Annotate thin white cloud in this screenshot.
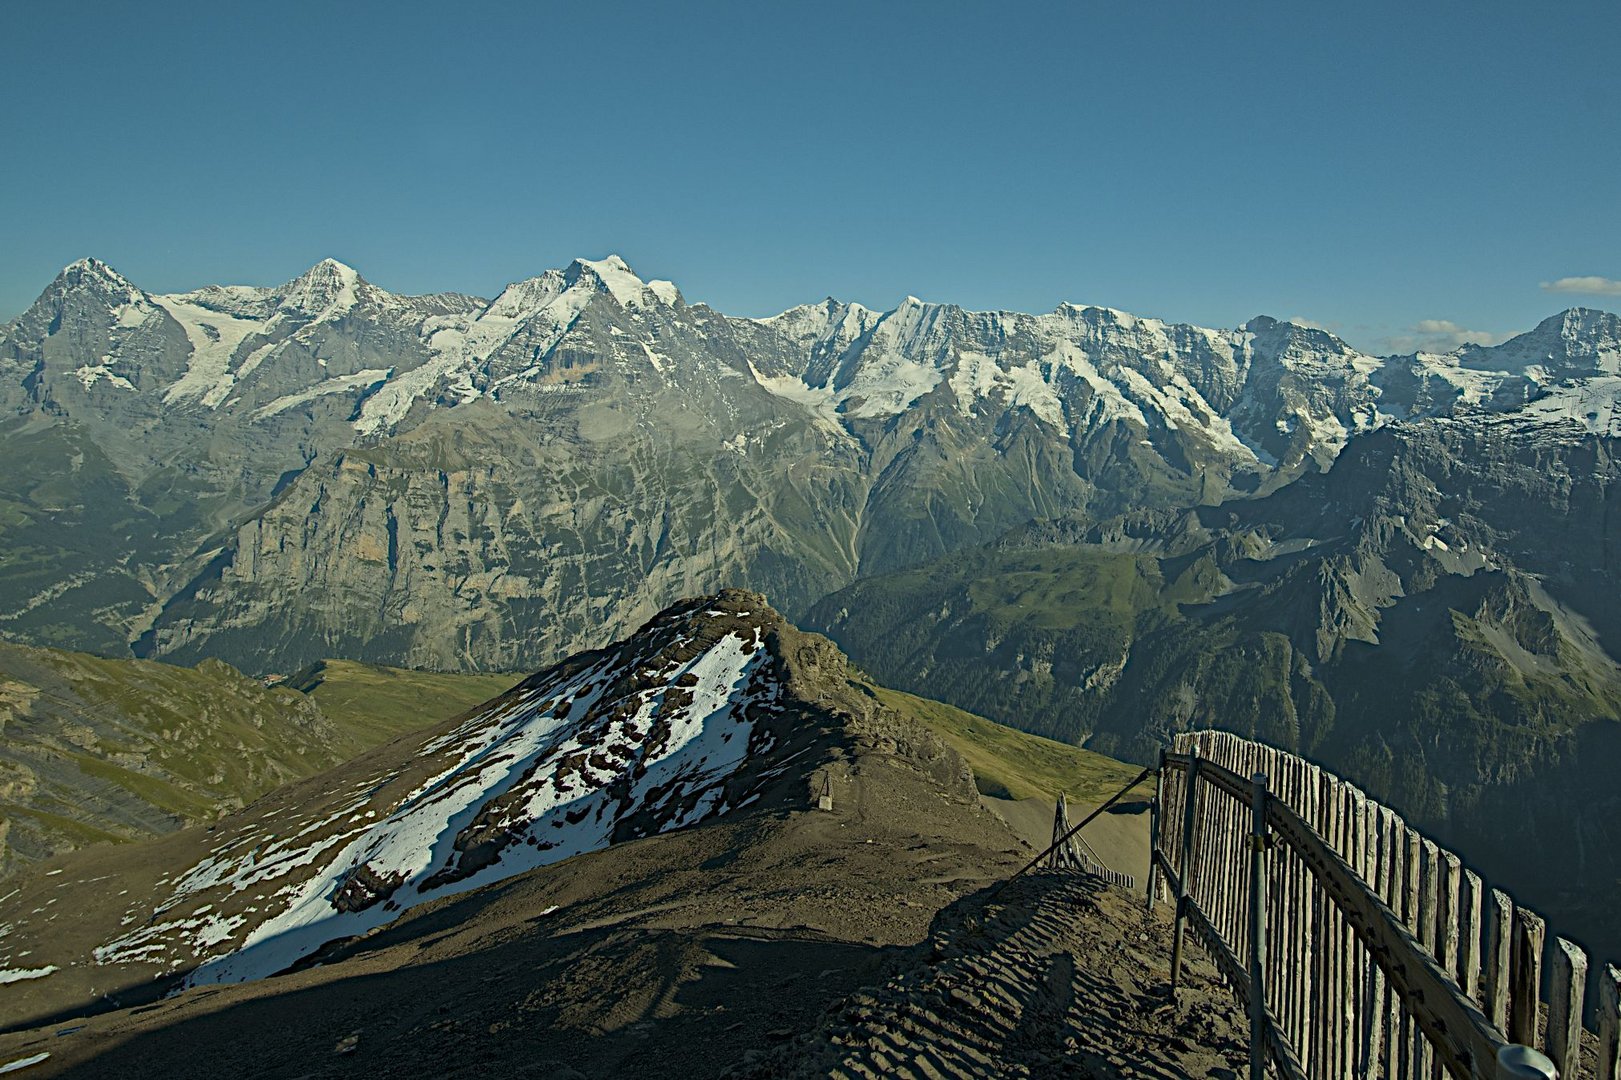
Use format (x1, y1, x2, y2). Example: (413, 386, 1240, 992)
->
(1285, 315, 1339, 333)
(1541, 275, 1621, 296)
(1378, 319, 1508, 355)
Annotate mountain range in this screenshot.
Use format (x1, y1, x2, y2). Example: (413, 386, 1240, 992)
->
(3, 255, 1616, 678)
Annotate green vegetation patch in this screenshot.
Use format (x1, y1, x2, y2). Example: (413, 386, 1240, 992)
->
(287, 659, 519, 751)
(868, 684, 1147, 804)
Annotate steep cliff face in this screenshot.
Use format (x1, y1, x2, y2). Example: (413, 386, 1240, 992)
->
(141, 400, 869, 670)
(0, 255, 1425, 672)
(2, 256, 1616, 678)
(809, 411, 1621, 969)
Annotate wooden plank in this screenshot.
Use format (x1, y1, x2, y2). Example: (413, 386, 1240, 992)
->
(1287, 756, 1309, 1066)
(1485, 888, 1513, 1033)
(1338, 784, 1355, 1080)
(1309, 762, 1322, 1070)
(1283, 833, 1304, 1064)
(1373, 804, 1398, 1080)
(1385, 820, 1402, 1080)
(1148, 749, 1166, 908)
(1417, 838, 1439, 1078)
(1508, 908, 1545, 1049)
(1440, 851, 1461, 980)
(1600, 962, 1621, 1080)
(1459, 870, 1483, 1006)
(1324, 774, 1342, 1080)
(1355, 781, 1381, 1076)
(1546, 937, 1587, 1080)
(1260, 793, 1508, 1080)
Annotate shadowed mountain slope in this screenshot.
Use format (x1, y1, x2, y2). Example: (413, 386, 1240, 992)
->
(810, 414, 1621, 971)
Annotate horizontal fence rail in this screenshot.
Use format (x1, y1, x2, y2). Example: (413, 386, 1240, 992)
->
(1148, 730, 1618, 1080)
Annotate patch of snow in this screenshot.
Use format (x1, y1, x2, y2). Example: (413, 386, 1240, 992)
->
(1496, 377, 1621, 437)
(253, 369, 392, 420)
(116, 302, 152, 328)
(577, 256, 670, 310)
(746, 360, 844, 434)
(0, 965, 57, 984)
(0, 1054, 50, 1074)
(1002, 361, 1064, 426)
(162, 630, 774, 988)
(153, 296, 264, 405)
(1047, 341, 1149, 427)
(73, 364, 135, 391)
(947, 351, 1000, 415)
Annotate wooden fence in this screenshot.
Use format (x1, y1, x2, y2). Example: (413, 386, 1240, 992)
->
(1047, 792, 1136, 889)
(1148, 730, 1620, 1080)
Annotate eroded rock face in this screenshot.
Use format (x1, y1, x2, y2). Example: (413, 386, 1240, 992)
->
(4, 255, 1525, 674)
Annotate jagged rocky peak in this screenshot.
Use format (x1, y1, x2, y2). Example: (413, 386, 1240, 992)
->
(30, 256, 146, 318)
(274, 257, 371, 318)
(1457, 306, 1621, 375)
(56, 256, 138, 294)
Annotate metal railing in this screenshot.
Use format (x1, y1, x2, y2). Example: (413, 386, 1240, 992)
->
(1148, 730, 1619, 1080)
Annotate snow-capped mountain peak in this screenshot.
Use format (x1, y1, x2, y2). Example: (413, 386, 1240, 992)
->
(75, 593, 822, 989)
(1455, 307, 1621, 376)
(47, 257, 145, 309)
(276, 257, 368, 320)
(566, 254, 681, 309)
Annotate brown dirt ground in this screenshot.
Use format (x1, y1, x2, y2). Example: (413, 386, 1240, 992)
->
(0, 739, 1252, 1080)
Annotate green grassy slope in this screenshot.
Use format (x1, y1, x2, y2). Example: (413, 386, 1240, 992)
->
(863, 682, 1148, 805)
(285, 659, 518, 751)
(0, 644, 519, 876)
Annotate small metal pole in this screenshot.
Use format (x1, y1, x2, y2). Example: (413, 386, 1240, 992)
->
(1248, 771, 1270, 1080)
(1147, 747, 1166, 911)
(1170, 744, 1201, 993)
(1495, 1044, 1558, 1079)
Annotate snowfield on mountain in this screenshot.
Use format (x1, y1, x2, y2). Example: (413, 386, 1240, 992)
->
(34, 598, 796, 993)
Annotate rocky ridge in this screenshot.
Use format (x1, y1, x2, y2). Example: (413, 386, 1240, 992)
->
(3, 255, 1615, 673)
(0, 592, 985, 1031)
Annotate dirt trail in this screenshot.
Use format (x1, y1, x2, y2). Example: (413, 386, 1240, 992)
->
(732, 870, 1250, 1079)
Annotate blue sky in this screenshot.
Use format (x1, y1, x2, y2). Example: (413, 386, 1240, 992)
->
(3, 1, 1617, 353)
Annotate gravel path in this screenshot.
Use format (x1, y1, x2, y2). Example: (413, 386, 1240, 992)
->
(732, 871, 1251, 1079)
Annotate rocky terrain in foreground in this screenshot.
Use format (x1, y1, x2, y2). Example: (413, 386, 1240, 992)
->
(0, 594, 1238, 1079)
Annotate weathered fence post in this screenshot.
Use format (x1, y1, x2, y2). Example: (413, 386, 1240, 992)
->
(1248, 770, 1270, 1080)
(1546, 936, 1587, 1079)
(1051, 792, 1070, 869)
(1148, 747, 1166, 910)
(1170, 743, 1202, 993)
(1461, 869, 1484, 1005)
(1600, 962, 1621, 1080)
(1487, 888, 1514, 1032)
(1509, 909, 1546, 1050)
